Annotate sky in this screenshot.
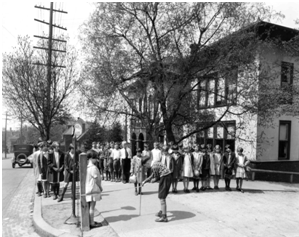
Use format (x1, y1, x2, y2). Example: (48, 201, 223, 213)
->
(1, 1, 299, 131)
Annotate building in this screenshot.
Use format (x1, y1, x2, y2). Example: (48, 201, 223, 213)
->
(128, 21, 299, 181)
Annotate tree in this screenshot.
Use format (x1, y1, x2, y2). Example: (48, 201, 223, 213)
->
(84, 120, 108, 149)
(79, 3, 295, 143)
(2, 36, 79, 140)
(107, 122, 123, 143)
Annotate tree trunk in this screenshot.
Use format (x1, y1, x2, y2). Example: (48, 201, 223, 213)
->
(159, 100, 176, 144)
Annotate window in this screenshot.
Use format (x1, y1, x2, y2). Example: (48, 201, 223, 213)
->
(280, 62, 293, 104)
(226, 69, 238, 105)
(224, 123, 236, 152)
(215, 77, 226, 106)
(207, 79, 215, 107)
(198, 80, 207, 108)
(278, 121, 291, 160)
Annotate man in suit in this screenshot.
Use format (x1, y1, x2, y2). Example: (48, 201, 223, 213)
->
(222, 145, 236, 191)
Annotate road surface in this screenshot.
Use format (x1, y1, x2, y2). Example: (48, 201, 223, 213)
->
(2, 155, 40, 237)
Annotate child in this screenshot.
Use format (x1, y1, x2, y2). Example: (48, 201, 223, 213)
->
(182, 146, 194, 193)
(85, 151, 103, 228)
(200, 146, 210, 191)
(235, 147, 249, 193)
(206, 144, 213, 190)
(142, 161, 172, 222)
(192, 144, 203, 192)
(130, 149, 148, 195)
(222, 145, 236, 191)
(213, 145, 222, 189)
(170, 145, 182, 193)
(142, 144, 152, 178)
(103, 143, 110, 181)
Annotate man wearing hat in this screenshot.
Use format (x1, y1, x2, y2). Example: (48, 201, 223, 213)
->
(48, 142, 65, 200)
(120, 141, 132, 183)
(222, 144, 236, 191)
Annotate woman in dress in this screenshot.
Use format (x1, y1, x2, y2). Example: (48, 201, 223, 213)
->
(182, 146, 194, 193)
(37, 142, 50, 198)
(142, 161, 172, 222)
(212, 145, 222, 189)
(235, 147, 250, 193)
(130, 148, 149, 195)
(171, 145, 182, 193)
(47, 142, 64, 200)
(86, 151, 103, 228)
(192, 144, 203, 192)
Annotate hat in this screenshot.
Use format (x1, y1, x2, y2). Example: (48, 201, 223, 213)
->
(38, 141, 45, 147)
(52, 141, 59, 147)
(225, 144, 231, 150)
(47, 139, 52, 145)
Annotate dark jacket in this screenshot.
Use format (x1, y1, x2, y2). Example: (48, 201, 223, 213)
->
(222, 152, 236, 177)
(64, 151, 79, 182)
(47, 150, 65, 183)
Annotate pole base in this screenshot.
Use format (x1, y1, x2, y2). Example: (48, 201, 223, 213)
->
(64, 214, 79, 225)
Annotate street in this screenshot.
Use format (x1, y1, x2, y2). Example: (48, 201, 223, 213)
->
(2, 156, 40, 237)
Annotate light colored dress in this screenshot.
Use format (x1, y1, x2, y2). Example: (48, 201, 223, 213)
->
(209, 152, 216, 176)
(130, 155, 145, 183)
(192, 151, 203, 179)
(235, 154, 247, 179)
(85, 162, 102, 202)
(183, 152, 193, 178)
(213, 152, 222, 176)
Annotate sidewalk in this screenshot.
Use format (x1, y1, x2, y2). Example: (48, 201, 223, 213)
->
(33, 179, 299, 237)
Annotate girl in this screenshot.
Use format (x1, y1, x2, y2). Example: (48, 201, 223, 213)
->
(212, 145, 222, 189)
(200, 146, 210, 191)
(192, 144, 203, 192)
(182, 146, 194, 193)
(142, 161, 172, 222)
(86, 151, 103, 228)
(47, 142, 64, 200)
(37, 142, 50, 198)
(171, 145, 182, 193)
(58, 144, 78, 202)
(130, 148, 148, 195)
(235, 147, 250, 193)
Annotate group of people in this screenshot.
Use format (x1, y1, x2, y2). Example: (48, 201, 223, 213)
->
(32, 138, 251, 225)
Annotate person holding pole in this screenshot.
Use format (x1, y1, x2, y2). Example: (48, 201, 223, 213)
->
(33, 142, 43, 196)
(86, 151, 103, 228)
(142, 161, 172, 223)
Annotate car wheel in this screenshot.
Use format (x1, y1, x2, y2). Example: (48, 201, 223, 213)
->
(12, 163, 15, 168)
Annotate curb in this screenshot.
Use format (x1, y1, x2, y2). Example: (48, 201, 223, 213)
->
(33, 194, 68, 237)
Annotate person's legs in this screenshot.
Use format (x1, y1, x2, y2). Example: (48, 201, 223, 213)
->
(156, 199, 168, 222)
(239, 179, 244, 192)
(134, 182, 138, 195)
(183, 177, 187, 191)
(236, 178, 240, 190)
(192, 179, 196, 191)
(42, 180, 47, 198)
(186, 178, 189, 192)
(89, 201, 96, 226)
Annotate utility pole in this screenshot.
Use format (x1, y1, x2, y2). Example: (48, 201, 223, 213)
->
(5, 112, 8, 159)
(33, 3, 67, 140)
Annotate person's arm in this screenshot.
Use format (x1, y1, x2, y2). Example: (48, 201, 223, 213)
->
(170, 157, 174, 173)
(141, 156, 151, 165)
(142, 173, 154, 186)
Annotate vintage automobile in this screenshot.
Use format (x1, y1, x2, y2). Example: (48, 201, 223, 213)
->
(11, 144, 34, 168)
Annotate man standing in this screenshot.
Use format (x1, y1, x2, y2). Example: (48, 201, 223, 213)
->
(120, 141, 132, 183)
(111, 143, 121, 182)
(151, 142, 162, 167)
(142, 144, 152, 178)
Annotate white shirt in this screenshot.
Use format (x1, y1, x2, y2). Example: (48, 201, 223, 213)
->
(151, 148, 162, 166)
(110, 149, 121, 160)
(54, 151, 59, 165)
(120, 147, 132, 159)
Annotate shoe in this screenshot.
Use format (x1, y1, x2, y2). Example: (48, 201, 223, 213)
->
(207, 187, 213, 190)
(214, 186, 219, 190)
(202, 187, 206, 191)
(196, 188, 200, 192)
(90, 221, 102, 228)
(240, 189, 244, 193)
(155, 215, 168, 222)
(191, 187, 196, 191)
(37, 192, 42, 197)
(53, 195, 57, 200)
(227, 187, 232, 191)
(186, 189, 190, 193)
(155, 210, 162, 217)
(43, 194, 47, 198)
(199, 187, 204, 191)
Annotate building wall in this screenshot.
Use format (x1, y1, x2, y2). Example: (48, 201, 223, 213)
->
(257, 44, 299, 161)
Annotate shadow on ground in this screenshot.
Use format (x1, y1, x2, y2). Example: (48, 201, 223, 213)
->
(168, 210, 196, 221)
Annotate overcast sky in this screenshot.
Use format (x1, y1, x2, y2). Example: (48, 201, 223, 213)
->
(1, 1, 299, 131)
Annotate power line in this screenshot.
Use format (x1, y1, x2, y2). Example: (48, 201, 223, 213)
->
(2, 25, 16, 39)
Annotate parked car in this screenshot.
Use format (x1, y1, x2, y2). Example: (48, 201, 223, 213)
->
(11, 144, 34, 168)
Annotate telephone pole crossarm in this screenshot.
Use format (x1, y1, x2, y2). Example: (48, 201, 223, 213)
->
(34, 35, 67, 43)
(34, 5, 68, 14)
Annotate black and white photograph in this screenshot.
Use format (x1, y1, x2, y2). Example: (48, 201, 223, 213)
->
(1, 2, 299, 237)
